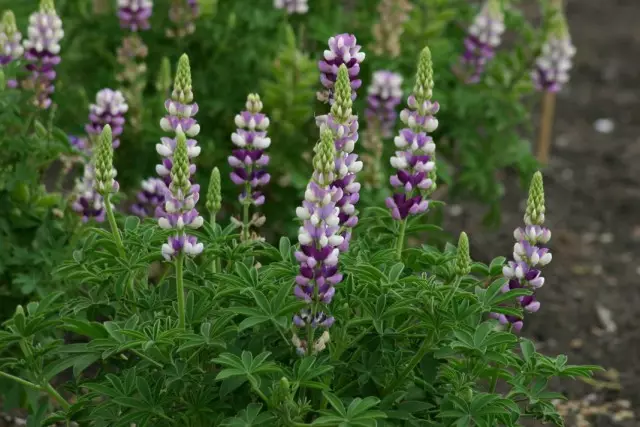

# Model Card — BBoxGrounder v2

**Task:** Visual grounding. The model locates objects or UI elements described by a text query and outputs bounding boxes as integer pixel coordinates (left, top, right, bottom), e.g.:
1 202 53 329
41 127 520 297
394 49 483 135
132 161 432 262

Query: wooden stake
536 91 556 164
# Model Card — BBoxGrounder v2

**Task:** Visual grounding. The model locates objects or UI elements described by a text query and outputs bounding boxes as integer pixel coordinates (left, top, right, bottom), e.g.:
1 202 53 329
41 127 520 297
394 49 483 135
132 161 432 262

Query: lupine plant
0 32 599 425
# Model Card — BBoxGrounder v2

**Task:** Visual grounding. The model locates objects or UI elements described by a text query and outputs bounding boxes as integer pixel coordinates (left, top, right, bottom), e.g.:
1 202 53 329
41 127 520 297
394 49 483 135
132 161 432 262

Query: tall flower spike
458 0 505 84
86 89 129 148
492 172 552 332
274 0 309 14
292 128 344 356
317 65 362 252
229 93 271 207
532 5 576 92
318 33 366 104
22 0 64 109
455 232 471 277
206 166 222 217
1 11 25 68
117 0 153 31
156 54 200 193
166 0 200 39
159 131 204 261
386 47 439 220
366 70 403 137
94 125 119 195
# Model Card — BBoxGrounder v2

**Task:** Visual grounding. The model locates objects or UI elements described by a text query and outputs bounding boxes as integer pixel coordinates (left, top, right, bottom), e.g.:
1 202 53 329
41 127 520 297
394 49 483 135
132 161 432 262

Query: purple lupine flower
318 33 366 104
531 9 575 93
229 94 271 207
156 54 200 193
71 163 108 223
458 0 504 84
167 0 200 39
131 177 167 217
491 172 551 332
386 48 438 220
68 135 88 152
274 0 309 14
85 89 129 149
366 70 403 137
317 65 363 253
159 130 204 261
117 0 153 31
292 127 344 356
0 11 25 69
22 0 64 109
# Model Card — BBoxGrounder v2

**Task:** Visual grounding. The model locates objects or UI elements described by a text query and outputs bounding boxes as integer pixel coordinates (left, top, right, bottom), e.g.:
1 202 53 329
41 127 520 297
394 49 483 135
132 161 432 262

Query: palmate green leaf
221 403 275 427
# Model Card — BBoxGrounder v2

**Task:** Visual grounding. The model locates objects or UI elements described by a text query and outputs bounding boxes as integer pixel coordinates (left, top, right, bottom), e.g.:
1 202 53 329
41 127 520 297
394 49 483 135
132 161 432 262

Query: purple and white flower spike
318 33 366 104
292 127 344 356
386 47 438 221
274 0 309 14
72 164 108 223
85 89 129 149
117 0 153 31
167 0 200 39
22 0 64 109
366 70 403 138
156 54 200 190
491 172 551 332
458 0 504 84
531 7 575 93
0 11 24 70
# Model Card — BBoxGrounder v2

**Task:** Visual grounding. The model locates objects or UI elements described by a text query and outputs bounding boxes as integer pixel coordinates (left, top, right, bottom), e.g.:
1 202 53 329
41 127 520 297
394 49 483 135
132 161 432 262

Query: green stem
104 194 126 258
249 377 269 404
210 213 218 273
0 372 71 411
242 182 251 242
383 334 433 395
489 324 513 393
395 220 407 260
0 371 41 391
175 253 186 329
131 349 163 368
43 382 71 411
441 277 462 307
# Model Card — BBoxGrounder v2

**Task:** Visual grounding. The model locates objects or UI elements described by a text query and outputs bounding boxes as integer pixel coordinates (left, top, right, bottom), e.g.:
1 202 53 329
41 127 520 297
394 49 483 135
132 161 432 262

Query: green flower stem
175 252 186 329
242 181 251 241
383 333 434 396
130 349 163 368
249 377 270 404
395 220 407 260
0 372 70 411
104 194 126 258
210 213 219 274
442 277 462 308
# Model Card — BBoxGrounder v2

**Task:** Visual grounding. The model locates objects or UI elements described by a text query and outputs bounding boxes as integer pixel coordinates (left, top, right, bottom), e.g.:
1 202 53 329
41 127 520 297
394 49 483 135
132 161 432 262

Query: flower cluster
273 0 308 14
159 131 204 260
131 177 166 218
156 54 201 191
229 94 271 208
318 33 365 104
167 0 199 39
292 127 344 355
492 172 551 332
72 127 119 223
116 34 148 129
386 47 438 220
317 65 363 252
0 11 24 72
366 70 403 138
22 0 64 109
531 7 576 93
372 0 413 58
458 0 505 84
85 89 129 148
117 0 153 32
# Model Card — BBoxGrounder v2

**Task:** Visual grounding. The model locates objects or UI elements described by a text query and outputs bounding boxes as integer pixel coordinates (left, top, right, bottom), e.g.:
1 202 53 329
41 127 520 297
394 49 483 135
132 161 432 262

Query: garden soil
442 1 640 425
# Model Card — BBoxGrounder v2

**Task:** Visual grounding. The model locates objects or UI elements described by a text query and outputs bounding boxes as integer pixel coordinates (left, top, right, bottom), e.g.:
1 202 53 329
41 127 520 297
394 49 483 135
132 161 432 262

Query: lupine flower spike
156 54 200 192
206 166 222 225
85 89 129 148
386 47 438 222
167 0 200 39
274 0 309 14
458 0 505 84
318 34 365 104
131 178 166 218
317 65 362 252
1 11 25 89
292 128 344 356
532 4 576 92
455 232 471 277
22 0 64 109
94 125 119 196
366 70 403 138
229 94 271 241
372 0 413 58
492 172 551 332
117 0 153 31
